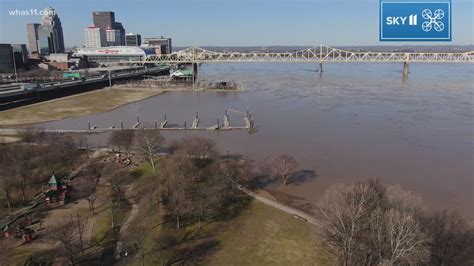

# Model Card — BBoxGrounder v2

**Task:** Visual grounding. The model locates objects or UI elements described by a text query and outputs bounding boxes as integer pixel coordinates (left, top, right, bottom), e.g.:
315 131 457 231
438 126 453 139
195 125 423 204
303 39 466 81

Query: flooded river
40 62 474 216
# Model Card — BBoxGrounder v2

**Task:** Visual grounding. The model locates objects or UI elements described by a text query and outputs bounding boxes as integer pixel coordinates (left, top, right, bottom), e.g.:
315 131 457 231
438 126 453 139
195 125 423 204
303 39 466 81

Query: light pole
11 44 18 83
108 69 112 88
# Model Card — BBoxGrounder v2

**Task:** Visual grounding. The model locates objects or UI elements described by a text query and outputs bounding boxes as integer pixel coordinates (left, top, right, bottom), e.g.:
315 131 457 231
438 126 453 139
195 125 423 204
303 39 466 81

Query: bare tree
0 148 15 211
76 173 99 215
75 213 87 255
219 157 253 185
17 128 45 145
172 136 217 159
108 172 126 229
6 146 38 205
0 174 15 212
423 210 474 265
270 154 297 185
48 219 78 265
318 181 430 265
318 182 381 265
109 130 135 154
135 129 164 172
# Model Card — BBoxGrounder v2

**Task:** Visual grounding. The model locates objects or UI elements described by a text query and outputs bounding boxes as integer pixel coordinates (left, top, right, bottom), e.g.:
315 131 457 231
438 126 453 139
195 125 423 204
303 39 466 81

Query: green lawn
208 200 334 266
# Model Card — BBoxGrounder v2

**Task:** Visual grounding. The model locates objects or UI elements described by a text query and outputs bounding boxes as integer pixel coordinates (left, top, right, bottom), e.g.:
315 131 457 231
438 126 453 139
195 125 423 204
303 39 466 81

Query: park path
236 184 321 227
119 204 139 234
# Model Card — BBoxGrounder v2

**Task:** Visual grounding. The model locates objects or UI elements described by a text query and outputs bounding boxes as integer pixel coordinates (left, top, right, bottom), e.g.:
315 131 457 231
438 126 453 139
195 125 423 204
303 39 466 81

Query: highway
0 66 166 104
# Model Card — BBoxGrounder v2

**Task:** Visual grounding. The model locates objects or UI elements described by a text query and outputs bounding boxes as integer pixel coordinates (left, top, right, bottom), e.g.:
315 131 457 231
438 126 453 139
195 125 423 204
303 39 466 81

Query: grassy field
208 200 334 266
0 88 161 125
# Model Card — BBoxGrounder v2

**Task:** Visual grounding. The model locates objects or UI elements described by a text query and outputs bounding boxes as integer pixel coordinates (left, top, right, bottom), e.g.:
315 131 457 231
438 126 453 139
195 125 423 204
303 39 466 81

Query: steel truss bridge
142 45 474 64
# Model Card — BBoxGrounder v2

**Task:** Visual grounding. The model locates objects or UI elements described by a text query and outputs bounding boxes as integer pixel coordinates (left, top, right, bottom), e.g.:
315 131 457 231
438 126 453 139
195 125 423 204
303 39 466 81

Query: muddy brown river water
39 62 474 216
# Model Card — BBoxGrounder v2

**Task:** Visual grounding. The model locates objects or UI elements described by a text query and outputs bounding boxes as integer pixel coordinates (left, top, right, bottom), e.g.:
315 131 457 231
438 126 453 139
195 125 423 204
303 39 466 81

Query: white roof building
84 26 106 48
74 46 156 63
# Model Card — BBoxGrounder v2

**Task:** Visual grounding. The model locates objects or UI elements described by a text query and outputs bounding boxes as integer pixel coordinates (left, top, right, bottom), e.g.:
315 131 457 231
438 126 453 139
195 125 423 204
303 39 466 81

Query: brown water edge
36 62 474 218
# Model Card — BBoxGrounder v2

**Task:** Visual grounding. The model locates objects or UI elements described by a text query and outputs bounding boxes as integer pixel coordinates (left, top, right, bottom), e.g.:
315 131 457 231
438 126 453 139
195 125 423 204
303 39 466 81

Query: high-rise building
26 23 40 55
12 44 28 68
106 27 122 46
92 11 125 45
143 37 173 54
26 6 65 55
125 33 141 46
85 27 106 48
0 44 14 72
93 11 116 29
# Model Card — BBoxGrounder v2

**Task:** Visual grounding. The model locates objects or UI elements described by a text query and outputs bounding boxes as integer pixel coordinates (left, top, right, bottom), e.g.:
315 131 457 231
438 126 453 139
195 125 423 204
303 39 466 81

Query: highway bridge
142 45 474 64
138 45 473 76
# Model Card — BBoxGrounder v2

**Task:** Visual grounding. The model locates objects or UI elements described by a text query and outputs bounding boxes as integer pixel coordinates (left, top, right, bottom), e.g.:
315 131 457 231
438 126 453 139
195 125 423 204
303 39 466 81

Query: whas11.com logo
380 0 451 41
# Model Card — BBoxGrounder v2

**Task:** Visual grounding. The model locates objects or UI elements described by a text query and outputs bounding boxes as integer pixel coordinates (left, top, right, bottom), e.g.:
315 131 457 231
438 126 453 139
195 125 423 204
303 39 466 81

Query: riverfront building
73 46 155 63
26 7 65 56
85 27 107 48
125 33 141 46
143 36 172 54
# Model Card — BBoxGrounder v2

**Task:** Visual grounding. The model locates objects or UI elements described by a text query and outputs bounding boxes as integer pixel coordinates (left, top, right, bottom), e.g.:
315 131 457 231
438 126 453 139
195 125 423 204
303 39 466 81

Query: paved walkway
236 184 321 227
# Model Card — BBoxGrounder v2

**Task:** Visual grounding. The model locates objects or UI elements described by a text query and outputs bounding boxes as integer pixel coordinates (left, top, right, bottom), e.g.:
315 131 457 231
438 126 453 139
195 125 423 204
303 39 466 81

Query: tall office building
26 23 40 54
125 33 141 46
26 6 65 55
85 27 106 48
92 11 125 45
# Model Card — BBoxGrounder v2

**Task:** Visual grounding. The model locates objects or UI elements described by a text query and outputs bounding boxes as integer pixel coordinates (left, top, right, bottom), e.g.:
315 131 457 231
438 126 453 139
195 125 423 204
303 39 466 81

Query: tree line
317 180 474 265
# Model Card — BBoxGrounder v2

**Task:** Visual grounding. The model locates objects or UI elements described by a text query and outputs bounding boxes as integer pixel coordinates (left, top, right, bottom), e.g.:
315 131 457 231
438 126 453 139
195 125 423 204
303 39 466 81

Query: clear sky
0 0 472 47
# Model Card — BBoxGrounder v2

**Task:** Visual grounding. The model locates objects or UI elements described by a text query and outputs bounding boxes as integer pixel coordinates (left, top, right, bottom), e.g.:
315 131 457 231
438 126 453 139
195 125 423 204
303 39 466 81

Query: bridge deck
139 45 474 64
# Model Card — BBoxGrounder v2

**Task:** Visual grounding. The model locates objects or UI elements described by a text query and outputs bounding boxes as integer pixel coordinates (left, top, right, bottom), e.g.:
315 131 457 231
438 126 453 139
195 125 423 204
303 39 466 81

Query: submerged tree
269 154 298 185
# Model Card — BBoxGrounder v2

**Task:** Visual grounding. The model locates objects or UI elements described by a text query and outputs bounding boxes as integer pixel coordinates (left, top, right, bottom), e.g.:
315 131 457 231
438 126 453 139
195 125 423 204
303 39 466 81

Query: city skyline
1 0 473 47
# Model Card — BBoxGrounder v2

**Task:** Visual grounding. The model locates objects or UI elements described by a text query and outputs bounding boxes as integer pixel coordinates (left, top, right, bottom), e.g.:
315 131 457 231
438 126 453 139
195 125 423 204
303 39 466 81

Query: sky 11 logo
380 0 452 41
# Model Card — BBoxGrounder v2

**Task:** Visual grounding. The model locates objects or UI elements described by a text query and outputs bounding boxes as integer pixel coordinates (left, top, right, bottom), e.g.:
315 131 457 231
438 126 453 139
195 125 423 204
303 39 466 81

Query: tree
317 180 430 265
162 154 195 229
219 157 253 185
423 210 474 265
318 182 382 265
0 147 16 211
17 127 45 145
0 174 15 212
135 129 164 172
108 172 126 229
5 145 38 205
75 214 87 255
76 173 99 215
48 219 78 265
270 154 297 185
42 136 76 176
380 185 430 264
172 136 217 159
109 130 135 154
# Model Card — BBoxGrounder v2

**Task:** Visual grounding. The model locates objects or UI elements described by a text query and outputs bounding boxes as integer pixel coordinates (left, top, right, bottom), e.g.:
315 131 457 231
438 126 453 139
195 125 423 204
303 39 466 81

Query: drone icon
421 9 445 32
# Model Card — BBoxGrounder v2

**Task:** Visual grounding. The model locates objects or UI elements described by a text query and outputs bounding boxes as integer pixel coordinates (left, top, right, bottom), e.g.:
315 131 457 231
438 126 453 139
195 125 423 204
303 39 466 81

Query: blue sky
0 0 472 47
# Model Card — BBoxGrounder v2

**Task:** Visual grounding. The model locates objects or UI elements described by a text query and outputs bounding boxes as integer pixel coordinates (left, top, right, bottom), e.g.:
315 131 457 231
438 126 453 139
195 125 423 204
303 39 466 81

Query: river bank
0 85 243 126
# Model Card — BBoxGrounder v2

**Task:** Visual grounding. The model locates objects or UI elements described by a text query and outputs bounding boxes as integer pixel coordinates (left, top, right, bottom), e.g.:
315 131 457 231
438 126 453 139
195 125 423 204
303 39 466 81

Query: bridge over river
139 45 474 75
